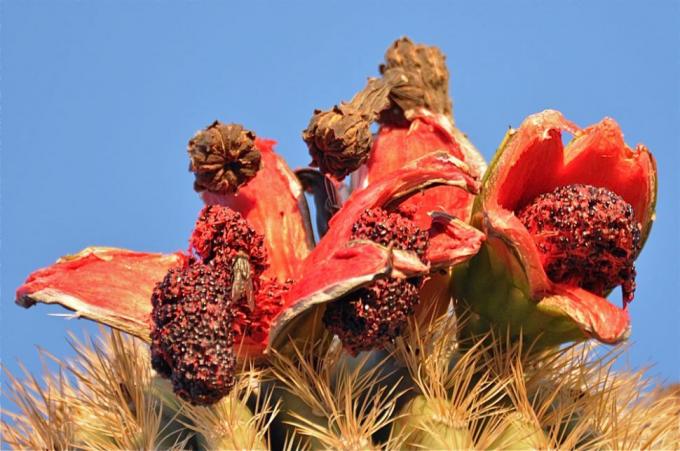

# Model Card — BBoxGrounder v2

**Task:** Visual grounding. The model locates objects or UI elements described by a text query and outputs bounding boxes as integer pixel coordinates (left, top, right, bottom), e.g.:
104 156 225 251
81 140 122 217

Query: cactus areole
459 110 657 346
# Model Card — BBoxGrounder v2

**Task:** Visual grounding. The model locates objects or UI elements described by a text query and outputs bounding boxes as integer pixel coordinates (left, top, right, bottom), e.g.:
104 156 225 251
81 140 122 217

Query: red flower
456 110 657 346
353 109 487 223
268 152 484 354
295 38 489 352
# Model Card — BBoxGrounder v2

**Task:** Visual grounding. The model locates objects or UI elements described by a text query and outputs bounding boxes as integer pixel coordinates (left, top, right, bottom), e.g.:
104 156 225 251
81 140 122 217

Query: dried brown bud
302 104 373 180
302 37 454 177
188 121 262 194
379 37 452 121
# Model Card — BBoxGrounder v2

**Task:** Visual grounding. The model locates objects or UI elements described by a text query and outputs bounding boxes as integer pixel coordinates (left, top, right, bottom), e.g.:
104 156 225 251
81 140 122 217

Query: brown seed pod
188 121 262 194
302 78 392 180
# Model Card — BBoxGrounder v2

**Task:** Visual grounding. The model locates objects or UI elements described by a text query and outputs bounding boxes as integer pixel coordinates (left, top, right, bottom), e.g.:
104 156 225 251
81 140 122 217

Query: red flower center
517 184 641 305
323 207 428 354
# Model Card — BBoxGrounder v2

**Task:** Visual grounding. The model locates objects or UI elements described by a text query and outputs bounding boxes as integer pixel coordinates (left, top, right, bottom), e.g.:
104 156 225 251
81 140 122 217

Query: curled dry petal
458 110 657 346
202 138 315 281
295 168 342 238
16 247 187 341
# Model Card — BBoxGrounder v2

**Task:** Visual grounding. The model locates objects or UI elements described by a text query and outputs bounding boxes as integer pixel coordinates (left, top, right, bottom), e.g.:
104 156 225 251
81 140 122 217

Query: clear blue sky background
2 0 678 394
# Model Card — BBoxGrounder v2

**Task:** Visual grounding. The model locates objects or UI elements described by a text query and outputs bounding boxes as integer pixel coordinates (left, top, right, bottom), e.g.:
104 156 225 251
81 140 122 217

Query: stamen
150 263 235 405
517 184 641 305
323 208 428 353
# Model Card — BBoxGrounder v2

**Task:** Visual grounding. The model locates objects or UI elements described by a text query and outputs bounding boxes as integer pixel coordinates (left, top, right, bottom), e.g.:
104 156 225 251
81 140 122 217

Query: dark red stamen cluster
323 207 429 354
323 277 420 354
351 207 430 259
150 263 236 405
190 205 268 278
517 184 642 305
151 205 286 404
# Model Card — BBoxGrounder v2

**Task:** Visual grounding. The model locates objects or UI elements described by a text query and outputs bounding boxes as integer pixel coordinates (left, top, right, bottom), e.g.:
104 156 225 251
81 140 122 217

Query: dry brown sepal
270 337 406 450
303 79 392 180
379 36 452 123
302 36 455 180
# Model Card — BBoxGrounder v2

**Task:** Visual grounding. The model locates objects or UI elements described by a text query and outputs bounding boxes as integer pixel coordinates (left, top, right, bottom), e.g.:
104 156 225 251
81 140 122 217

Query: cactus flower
268 151 484 354
299 38 488 346
456 110 657 346
15 123 322 404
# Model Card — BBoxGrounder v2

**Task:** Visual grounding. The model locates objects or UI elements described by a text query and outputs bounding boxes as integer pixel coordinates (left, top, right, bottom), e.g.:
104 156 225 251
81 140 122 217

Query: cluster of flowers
16 37 657 406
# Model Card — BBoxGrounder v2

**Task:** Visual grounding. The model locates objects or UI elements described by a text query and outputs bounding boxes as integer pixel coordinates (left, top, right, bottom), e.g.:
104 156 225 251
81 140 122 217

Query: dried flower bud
150 263 236 405
188 121 262 194
303 104 373 180
379 37 452 122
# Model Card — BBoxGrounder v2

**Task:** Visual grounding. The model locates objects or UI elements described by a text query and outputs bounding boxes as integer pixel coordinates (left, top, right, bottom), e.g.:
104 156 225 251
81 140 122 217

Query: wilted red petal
557 118 656 231
490 111 656 228
491 110 579 212
304 151 480 272
268 241 429 350
202 138 315 281
539 285 631 344
16 247 187 340
427 212 485 268
355 112 484 222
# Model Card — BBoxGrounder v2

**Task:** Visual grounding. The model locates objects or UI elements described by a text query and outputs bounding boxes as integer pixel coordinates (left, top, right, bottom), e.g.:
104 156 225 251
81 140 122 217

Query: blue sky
2 0 678 389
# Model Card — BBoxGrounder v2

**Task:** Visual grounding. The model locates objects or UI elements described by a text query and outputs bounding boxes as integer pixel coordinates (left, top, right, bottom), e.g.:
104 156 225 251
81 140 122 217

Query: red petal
558 118 657 228
202 139 315 281
15 247 187 340
356 112 484 222
490 111 655 227
476 110 654 346
482 110 657 295
304 151 480 272
491 110 579 211
539 285 631 344
268 241 429 350
427 212 486 268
